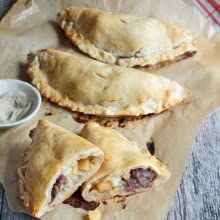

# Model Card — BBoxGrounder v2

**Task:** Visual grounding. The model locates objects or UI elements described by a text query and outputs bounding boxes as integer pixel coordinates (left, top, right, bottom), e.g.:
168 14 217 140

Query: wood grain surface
0 1 220 220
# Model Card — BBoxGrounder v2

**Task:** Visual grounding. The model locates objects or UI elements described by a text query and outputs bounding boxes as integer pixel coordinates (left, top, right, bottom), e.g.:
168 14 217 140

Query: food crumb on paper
85 209 101 220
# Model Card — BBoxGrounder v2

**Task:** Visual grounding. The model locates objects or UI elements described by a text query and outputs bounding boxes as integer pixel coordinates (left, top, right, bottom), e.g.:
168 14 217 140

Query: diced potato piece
122 173 130 180
86 210 101 220
95 181 112 193
78 158 90 171
71 163 78 174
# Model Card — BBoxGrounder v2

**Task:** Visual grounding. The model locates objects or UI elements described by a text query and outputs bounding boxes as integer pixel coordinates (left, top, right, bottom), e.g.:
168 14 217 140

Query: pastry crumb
102 200 107 205
86 210 101 220
115 196 127 203
45 109 57 116
122 203 126 209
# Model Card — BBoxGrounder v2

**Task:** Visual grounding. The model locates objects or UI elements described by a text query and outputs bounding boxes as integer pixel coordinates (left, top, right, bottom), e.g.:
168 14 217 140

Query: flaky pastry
27 49 190 117
80 122 171 202
57 6 196 68
17 119 104 217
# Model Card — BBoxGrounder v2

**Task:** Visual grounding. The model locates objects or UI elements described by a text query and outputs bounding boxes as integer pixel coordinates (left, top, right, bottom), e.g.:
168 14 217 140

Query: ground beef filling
64 188 100 211
123 168 156 192
51 174 68 200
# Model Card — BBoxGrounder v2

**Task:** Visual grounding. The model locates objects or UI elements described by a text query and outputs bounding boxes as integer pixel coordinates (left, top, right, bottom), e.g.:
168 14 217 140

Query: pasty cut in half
17 119 104 217
80 122 171 202
27 49 190 117
57 6 197 69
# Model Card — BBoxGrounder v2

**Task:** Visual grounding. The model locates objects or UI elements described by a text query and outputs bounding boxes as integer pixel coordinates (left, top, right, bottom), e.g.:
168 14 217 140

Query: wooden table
0 1 220 219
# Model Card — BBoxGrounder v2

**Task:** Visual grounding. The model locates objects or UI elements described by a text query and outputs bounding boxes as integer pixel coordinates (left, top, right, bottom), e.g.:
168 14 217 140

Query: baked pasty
80 122 171 202
17 119 104 217
57 6 197 69
27 49 190 116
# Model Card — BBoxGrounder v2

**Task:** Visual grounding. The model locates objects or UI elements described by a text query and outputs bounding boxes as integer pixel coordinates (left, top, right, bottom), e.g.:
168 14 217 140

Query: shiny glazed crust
81 122 171 202
27 49 191 117
17 119 104 217
57 6 197 68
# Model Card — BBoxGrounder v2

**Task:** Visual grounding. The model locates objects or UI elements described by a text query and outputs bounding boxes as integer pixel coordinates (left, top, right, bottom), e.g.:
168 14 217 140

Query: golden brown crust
80 122 171 202
17 119 104 217
27 49 191 117
57 6 197 68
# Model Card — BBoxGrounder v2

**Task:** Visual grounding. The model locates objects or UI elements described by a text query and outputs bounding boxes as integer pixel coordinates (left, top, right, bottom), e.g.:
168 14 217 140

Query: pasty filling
92 168 157 194
63 168 157 209
50 157 97 202
123 168 156 192
64 188 100 211
51 174 67 200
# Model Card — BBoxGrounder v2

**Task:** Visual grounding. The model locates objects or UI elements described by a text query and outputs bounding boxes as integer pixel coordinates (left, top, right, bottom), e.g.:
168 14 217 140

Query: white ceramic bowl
0 79 41 129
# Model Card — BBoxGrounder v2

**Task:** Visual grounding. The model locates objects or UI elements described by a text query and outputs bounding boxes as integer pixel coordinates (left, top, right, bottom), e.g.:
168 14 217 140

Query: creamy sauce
0 91 32 123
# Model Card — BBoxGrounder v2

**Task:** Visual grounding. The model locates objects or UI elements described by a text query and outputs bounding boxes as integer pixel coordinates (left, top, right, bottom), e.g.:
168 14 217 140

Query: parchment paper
0 0 220 219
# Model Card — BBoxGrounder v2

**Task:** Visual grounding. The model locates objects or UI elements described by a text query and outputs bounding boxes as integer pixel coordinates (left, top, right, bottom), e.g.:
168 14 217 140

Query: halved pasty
27 49 190 116
17 119 104 217
80 122 171 202
57 6 197 68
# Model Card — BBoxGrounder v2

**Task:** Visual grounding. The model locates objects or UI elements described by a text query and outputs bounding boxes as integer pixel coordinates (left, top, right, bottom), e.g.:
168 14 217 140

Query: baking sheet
0 0 220 219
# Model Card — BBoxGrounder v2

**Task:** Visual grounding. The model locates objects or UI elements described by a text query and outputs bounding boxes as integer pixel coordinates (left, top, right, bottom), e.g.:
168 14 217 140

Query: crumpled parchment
0 0 220 219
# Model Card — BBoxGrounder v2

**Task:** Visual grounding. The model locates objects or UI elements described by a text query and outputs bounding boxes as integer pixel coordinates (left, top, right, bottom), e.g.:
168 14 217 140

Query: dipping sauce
0 90 32 123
